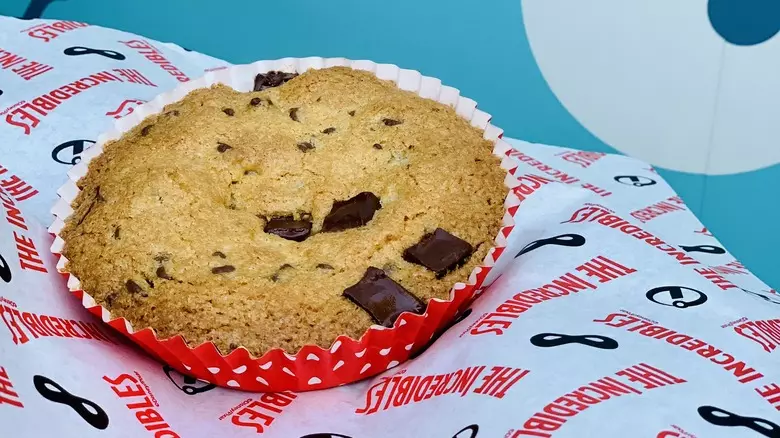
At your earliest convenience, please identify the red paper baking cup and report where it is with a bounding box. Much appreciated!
[49,57,522,392]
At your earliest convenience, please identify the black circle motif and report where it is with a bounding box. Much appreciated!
[452,424,479,438]
[614,175,657,187]
[63,46,126,61]
[515,233,586,258]
[698,405,780,438]
[530,332,618,350]
[33,375,109,430]
[646,286,708,309]
[0,253,11,283]
[300,434,352,438]
[52,139,95,165]
[163,365,216,395]
[680,244,726,255]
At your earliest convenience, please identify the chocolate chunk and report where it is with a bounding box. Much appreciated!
[223,108,235,116]
[403,228,474,278]
[141,125,153,136]
[297,142,315,152]
[216,142,232,153]
[156,266,173,280]
[373,143,383,150]
[105,292,117,307]
[212,265,235,274]
[289,107,299,122]
[322,127,336,134]
[343,267,425,327]
[316,263,334,270]
[212,251,226,258]
[348,110,356,116]
[145,278,155,288]
[264,216,312,242]
[322,192,381,232]
[126,280,142,294]
[382,118,402,126]
[253,71,299,91]
[113,226,121,239]
[250,97,262,106]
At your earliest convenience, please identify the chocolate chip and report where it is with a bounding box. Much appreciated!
[382,118,402,126]
[343,267,425,327]
[223,108,235,116]
[403,228,474,278]
[156,266,173,280]
[113,226,121,239]
[229,342,239,350]
[297,142,315,152]
[264,216,312,242]
[373,143,383,150]
[145,278,155,288]
[126,280,142,294]
[212,265,235,274]
[289,107,299,122]
[348,110,356,116]
[322,127,336,134]
[212,251,226,258]
[217,142,232,153]
[253,71,299,91]
[322,192,381,232]
[105,292,117,307]
[316,263,334,270]
[250,97,262,106]
[141,125,153,136]
[270,264,294,282]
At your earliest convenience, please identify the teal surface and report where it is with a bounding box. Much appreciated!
[0,0,775,287]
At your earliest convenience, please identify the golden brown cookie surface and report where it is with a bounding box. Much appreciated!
[60,67,507,355]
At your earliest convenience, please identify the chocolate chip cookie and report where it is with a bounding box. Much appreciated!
[60,66,508,355]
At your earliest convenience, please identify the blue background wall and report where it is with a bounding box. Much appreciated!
[1,0,776,287]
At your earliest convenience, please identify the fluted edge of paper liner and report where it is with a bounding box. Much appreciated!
[48,57,522,392]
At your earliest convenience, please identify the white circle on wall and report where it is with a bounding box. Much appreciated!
[522,0,780,175]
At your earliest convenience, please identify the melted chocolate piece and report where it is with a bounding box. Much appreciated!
[216,142,232,153]
[212,265,235,274]
[348,110,356,116]
[316,263,334,270]
[289,107,299,122]
[141,125,153,136]
[250,97,262,106]
[264,216,312,242]
[223,108,235,116]
[343,267,425,327]
[321,127,336,134]
[322,192,381,232]
[212,251,226,258]
[373,143,383,150]
[253,71,299,91]
[382,118,402,126]
[156,266,173,280]
[403,228,474,278]
[126,280,142,294]
[113,226,121,239]
[297,142,315,152]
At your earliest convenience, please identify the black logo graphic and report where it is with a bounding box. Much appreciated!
[52,139,95,165]
[530,332,618,350]
[614,175,657,187]
[0,253,11,283]
[680,244,726,254]
[742,288,780,306]
[300,424,479,438]
[33,375,109,430]
[410,308,473,360]
[64,46,126,61]
[698,405,780,438]
[0,89,3,96]
[163,365,216,395]
[515,233,586,258]
[646,286,708,309]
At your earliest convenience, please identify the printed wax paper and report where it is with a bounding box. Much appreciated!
[0,17,778,438]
